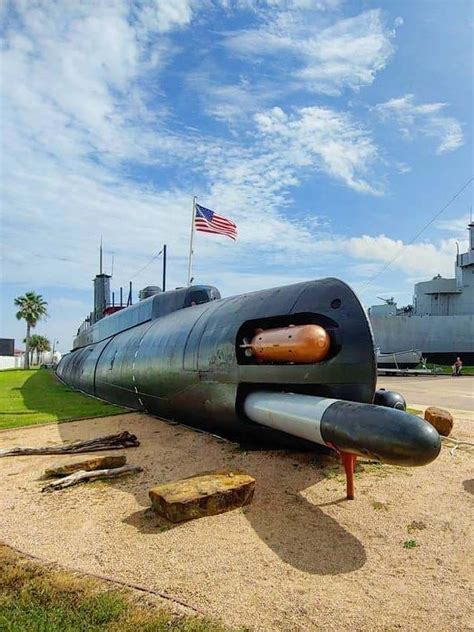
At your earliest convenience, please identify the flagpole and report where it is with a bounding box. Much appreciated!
[187,196,196,286]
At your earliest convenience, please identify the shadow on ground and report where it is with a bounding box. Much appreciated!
[9,368,367,576]
[14,369,122,426]
[56,415,366,576]
[19,370,77,417]
[463,479,474,495]
[122,477,366,575]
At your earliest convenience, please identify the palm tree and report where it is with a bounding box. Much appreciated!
[36,335,51,364]
[27,334,41,366]
[27,334,51,365]
[14,292,48,370]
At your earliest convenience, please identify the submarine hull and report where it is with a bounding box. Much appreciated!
[57,278,376,443]
[56,278,441,499]
[57,277,442,495]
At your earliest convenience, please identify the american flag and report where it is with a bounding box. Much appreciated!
[194,203,238,241]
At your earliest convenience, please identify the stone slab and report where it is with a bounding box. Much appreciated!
[45,455,127,477]
[149,470,255,522]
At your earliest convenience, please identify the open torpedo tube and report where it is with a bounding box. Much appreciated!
[240,323,331,364]
[240,324,441,500]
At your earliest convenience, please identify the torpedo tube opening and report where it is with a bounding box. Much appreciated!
[236,313,340,365]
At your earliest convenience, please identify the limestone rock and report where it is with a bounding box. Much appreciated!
[45,455,127,477]
[149,470,255,523]
[424,407,453,437]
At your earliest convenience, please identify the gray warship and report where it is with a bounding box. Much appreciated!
[369,222,474,363]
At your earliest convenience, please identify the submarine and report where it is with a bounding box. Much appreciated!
[57,268,441,499]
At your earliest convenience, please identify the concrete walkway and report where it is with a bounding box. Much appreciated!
[377,375,473,417]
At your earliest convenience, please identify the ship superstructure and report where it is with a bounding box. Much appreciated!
[369,222,474,363]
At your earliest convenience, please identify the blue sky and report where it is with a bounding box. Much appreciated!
[1,0,472,353]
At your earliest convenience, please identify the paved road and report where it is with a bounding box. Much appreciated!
[377,375,473,413]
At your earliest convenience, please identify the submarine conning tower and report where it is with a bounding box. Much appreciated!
[91,240,111,324]
[93,272,111,323]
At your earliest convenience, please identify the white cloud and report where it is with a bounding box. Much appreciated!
[374,94,464,154]
[186,69,281,125]
[1,1,467,350]
[0,1,347,305]
[263,0,342,8]
[1,0,187,174]
[296,10,396,94]
[1,2,196,292]
[435,215,472,238]
[140,0,194,32]
[253,106,381,194]
[220,0,342,11]
[347,234,465,277]
[225,9,397,95]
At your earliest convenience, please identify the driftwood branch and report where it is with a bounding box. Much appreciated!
[442,435,474,455]
[42,465,143,492]
[0,432,139,458]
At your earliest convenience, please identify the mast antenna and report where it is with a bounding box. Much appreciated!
[100,237,103,275]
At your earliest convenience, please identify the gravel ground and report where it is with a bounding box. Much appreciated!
[0,412,473,631]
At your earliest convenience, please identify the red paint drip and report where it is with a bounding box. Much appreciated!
[340,451,357,500]
[324,442,358,500]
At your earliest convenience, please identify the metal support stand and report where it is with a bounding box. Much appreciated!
[187,197,196,286]
[340,452,357,500]
[162,244,167,291]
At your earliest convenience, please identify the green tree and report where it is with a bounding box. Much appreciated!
[36,335,51,364]
[27,334,51,365]
[27,334,40,366]
[14,292,48,370]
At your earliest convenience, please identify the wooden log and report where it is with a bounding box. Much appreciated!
[0,432,139,458]
[149,470,256,523]
[42,465,143,492]
[45,455,127,478]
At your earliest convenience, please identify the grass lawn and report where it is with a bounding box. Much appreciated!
[0,369,125,431]
[425,363,474,376]
[0,544,242,632]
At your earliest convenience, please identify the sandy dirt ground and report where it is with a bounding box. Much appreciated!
[0,412,473,631]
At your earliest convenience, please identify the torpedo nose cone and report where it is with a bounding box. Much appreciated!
[320,402,442,466]
[375,411,441,466]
